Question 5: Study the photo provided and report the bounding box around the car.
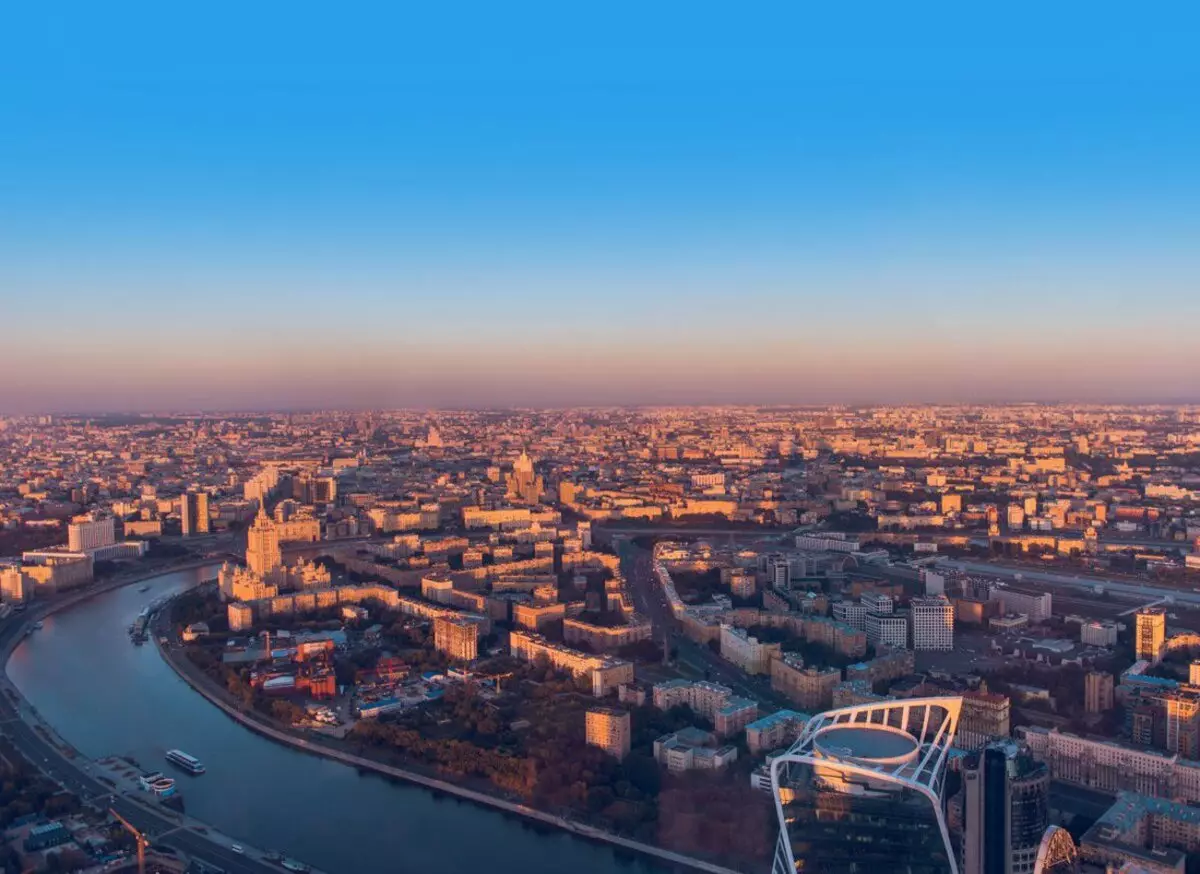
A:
[231,845,245,854]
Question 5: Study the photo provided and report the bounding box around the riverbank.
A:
[155,611,743,874]
[1,563,331,874]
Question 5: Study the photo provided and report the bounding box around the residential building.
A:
[1135,608,1167,662]
[1086,672,1115,714]
[586,708,631,760]
[180,490,210,536]
[957,688,1012,752]
[1080,620,1119,647]
[719,624,781,675]
[745,710,808,755]
[433,615,481,662]
[714,697,758,738]
[770,655,840,711]
[653,727,738,773]
[228,602,254,631]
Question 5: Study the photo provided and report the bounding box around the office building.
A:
[769,697,962,874]
[67,513,116,552]
[180,490,210,536]
[434,615,481,662]
[1086,672,1115,715]
[1135,608,1166,662]
[962,740,1050,874]
[586,708,631,760]
[910,596,954,651]
[832,600,867,630]
[866,611,909,650]
[861,592,893,614]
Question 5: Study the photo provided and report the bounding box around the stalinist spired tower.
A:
[246,505,282,577]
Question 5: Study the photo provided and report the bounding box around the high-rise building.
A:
[245,505,282,577]
[1191,660,1200,687]
[911,596,954,651]
[1085,672,1114,714]
[770,697,963,874]
[505,451,544,504]
[586,707,631,759]
[433,615,480,662]
[962,740,1050,874]
[67,514,116,552]
[180,491,210,536]
[1135,608,1166,662]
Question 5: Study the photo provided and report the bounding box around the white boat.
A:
[165,749,205,775]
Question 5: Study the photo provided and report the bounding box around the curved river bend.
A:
[7,567,664,874]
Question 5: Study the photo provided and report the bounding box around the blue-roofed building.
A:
[1080,792,1200,873]
[746,709,809,754]
[24,821,69,852]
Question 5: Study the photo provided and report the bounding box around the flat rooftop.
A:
[816,725,918,761]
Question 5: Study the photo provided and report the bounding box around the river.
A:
[6,566,666,874]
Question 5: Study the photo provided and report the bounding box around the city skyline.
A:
[4,4,1200,410]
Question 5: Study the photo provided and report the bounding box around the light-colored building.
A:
[563,617,653,651]
[433,615,481,662]
[910,596,954,651]
[67,514,115,552]
[228,602,254,631]
[586,708,631,760]
[1135,608,1167,662]
[508,630,634,696]
[719,624,781,675]
[865,611,908,650]
[831,600,867,630]
[653,727,738,773]
[0,566,32,603]
[1081,620,1120,648]
[989,587,1052,624]
[245,506,282,577]
[1191,660,1200,687]
[1086,671,1115,714]
[860,592,893,614]
[652,679,733,721]
[421,572,455,605]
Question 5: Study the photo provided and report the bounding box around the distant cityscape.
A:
[2,405,1200,873]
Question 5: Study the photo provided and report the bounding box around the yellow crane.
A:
[109,807,150,874]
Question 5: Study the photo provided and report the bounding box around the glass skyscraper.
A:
[770,697,963,874]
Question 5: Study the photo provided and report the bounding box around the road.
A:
[936,559,1200,606]
[0,597,313,874]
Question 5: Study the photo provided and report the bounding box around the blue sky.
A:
[2,2,1199,410]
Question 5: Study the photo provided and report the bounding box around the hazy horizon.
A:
[4,3,1199,412]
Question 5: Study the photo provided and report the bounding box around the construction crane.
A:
[109,807,150,874]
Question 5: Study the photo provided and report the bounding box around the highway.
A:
[0,597,314,874]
